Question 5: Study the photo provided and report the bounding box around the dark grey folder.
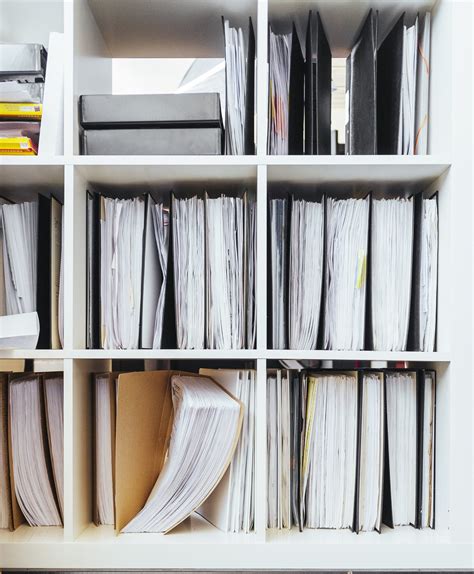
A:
[80,127,223,155]
[79,93,223,129]
[0,44,47,80]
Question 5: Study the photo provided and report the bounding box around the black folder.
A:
[267,196,290,349]
[86,191,101,349]
[288,23,305,154]
[305,11,332,155]
[408,192,439,351]
[36,194,52,349]
[245,18,256,155]
[346,10,377,154]
[377,14,405,154]
[158,194,177,350]
[290,371,302,530]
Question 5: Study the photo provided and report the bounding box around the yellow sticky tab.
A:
[356,251,367,289]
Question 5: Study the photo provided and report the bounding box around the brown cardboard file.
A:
[114,370,243,533]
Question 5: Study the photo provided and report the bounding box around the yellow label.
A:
[0,137,36,154]
[0,102,42,119]
[356,250,367,289]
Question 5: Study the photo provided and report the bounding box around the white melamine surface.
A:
[0,0,472,570]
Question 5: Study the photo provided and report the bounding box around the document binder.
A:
[305,11,332,155]
[244,18,256,155]
[79,93,223,129]
[408,192,438,352]
[86,191,101,350]
[0,103,42,120]
[346,10,377,154]
[377,14,405,154]
[80,127,223,155]
[37,195,52,350]
[222,17,255,155]
[288,23,304,155]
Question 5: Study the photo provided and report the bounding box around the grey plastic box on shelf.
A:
[0,43,47,81]
[79,93,224,155]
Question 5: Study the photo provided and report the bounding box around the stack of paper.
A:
[371,197,414,351]
[122,374,242,533]
[9,374,62,526]
[224,20,246,155]
[356,372,384,532]
[206,195,245,349]
[303,372,358,529]
[270,198,289,349]
[268,30,291,154]
[398,18,419,155]
[419,197,438,351]
[267,369,291,529]
[198,368,255,532]
[100,196,145,349]
[288,198,324,350]
[43,374,64,518]
[93,374,116,526]
[172,195,206,349]
[2,202,38,314]
[324,197,370,350]
[385,372,418,526]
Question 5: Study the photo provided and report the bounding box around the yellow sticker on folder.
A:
[356,250,367,289]
[0,137,37,155]
[0,102,42,119]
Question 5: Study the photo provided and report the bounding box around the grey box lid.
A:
[79,93,223,128]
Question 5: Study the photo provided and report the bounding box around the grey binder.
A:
[79,93,223,129]
[0,44,47,80]
[80,127,223,155]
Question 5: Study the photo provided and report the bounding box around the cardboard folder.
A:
[114,370,243,533]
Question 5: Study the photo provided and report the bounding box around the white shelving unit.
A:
[0,0,473,570]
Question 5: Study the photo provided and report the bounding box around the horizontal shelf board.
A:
[74,155,260,166]
[77,516,260,544]
[266,350,450,363]
[266,524,449,544]
[0,156,65,166]
[267,156,450,187]
[0,350,65,360]
[0,525,64,544]
[72,349,260,360]
[86,0,257,57]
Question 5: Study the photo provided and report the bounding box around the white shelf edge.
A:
[71,349,261,359]
[0,156,65,166]
[264,154,452,167]
[64,349,451,362]
[73,155,260,166]
[0,350,66,359]
[266,350,451,362]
